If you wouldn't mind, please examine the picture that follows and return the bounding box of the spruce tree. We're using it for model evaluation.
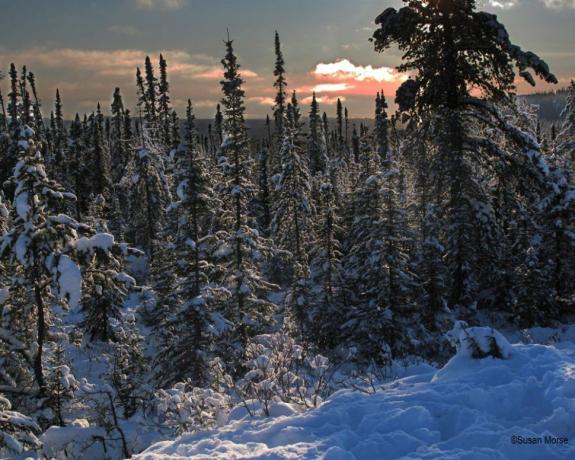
[336,98,344,146]
[271,114,315,339]
[372,0,557,312]
[374,91,389,168]
[155,100,225,387]
[308,93,328,176]
[308,179,344,352]
[110,87,128,182]
[273,31,288,142]
[216,36,276,371]
[158,54,172,146]
[0,125,79,394]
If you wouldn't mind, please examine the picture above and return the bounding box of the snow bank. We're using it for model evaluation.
[136,337,575,459]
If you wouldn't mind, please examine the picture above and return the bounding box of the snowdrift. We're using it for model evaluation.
[135,330,575,460]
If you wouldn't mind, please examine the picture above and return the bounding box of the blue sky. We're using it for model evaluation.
[0,0,573,118]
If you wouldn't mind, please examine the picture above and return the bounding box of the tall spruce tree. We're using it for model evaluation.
[155,100,225,387]
[372,0,557,313]
[273,31,288,142]
[308,93,328,176]
[216,36,276,371]
[158,54,172,146]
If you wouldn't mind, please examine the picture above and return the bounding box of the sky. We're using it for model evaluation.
[0,0,573,119]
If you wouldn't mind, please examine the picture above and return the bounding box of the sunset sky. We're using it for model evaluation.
[1,0,573,119]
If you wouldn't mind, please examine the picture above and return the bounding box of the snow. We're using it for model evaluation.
[17,140,29,150]
[0,287,9,304]
[40,422,108,460]
[15,234,30,264]
[14,191,30,220]
[57,254,82,309]
[75,233,115,253]
[136,333,575,460]
[448,322,512,360]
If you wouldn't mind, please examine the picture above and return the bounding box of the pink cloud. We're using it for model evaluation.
[312,83,354,93]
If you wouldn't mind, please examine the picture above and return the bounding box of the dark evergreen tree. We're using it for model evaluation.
[273,31,288,142]
[308,93,328,176]
[155,100,225,387]
[308,180,344,353]
[374,91,389,168]
[110,87,128,181]
[158,54,172,145]
[336,98,344,146]
[372,0,557,312]
[216,36,276,371]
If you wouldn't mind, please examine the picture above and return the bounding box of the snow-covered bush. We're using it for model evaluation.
[235,333,333,415]
[153,382,230,435]
[0,394,41,456]
[40,419,109,460]
[447,321,512,359]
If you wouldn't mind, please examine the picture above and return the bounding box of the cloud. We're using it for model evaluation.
[302,95,345,105]
[134,0,186,10]
[312,83,354,93]
[313,59,404,83]
[486,0,574,8]
[540,0,575,7]
[248,96,275,106]
[195,68,259,80]
[0,48,234,79]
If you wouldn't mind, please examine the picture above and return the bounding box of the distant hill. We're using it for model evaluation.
[520,88,568,123]
[193,118,375,141]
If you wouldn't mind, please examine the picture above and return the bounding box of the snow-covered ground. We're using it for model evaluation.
[135,327,575,460]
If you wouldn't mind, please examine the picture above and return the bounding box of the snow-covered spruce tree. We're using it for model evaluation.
[143,56,158,125]
[215,36,276,373]
[272,31,288,152]
[271,114,314,270]
[76,231,139,343]
[0,65,23,198]
[64,114,88,221]
[110,87,130,183]
[336,98,344,148]
[89,103,112,204]
[0,126,80,395]
[308,179,345,353]
[213,103,224,155]
[154,100,226,388]
[372,0,557,314]
[270,114,315,340]
[535,81,575,315]
[351,124,360,163]
[158,54,172,146]
[307,93,328,177]
[375,91,390,168]
[342,151,420,362]
[125,124,171,263]
[255,141,272,236]
[44,88,66,182]
[0,394,41,457]
[44,341,77,427]
[554,80,575,172]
